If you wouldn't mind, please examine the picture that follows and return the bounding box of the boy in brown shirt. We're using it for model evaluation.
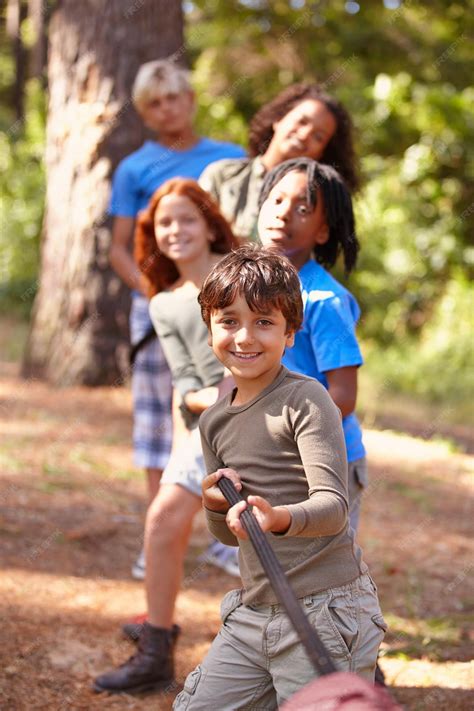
[173,246,385,710]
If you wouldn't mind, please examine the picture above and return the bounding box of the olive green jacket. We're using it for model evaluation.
[199,157,265,242]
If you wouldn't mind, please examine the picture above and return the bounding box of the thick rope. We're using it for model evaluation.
[217,477,337,677]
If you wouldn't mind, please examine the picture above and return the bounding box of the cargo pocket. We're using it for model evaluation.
[372,613,388,635]
[351,611,388,680]
[309,598,358,664]
[173,665,205,710]
[220,588,242,626]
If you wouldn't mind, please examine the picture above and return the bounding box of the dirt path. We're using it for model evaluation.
[1,360,473,710]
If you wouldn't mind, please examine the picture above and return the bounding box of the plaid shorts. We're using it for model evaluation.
[130,293,172,470]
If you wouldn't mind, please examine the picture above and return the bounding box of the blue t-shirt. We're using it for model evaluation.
[282,259,366,463]
[109,138,245,217]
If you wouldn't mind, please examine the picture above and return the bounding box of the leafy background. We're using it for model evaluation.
[1,0,472,413]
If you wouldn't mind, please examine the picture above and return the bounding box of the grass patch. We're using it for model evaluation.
[42,462,70,478]
[37,481,77,493]
[66,451,140,482]
[358,367,473,434]
[382,612,471,661]
[0,451,24,473]
[390,480,434,510]
[39,462,84,492]
[113,468,142,481]
[67,448,108,475]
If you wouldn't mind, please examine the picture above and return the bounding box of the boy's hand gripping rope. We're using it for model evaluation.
[217,476,337,677]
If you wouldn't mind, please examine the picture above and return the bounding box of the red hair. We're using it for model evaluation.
[134,178,238,298]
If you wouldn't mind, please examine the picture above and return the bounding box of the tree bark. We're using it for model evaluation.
[27,0,49,82]
[22,0,185,385]
[7,0,28,121]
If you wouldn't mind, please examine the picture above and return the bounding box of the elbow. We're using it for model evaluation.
[325,495,349,536]
[327,379,357,419]
[339,403,355,418]
[336,504,349,534]
[323,500,348,536]
[335,395,356,419]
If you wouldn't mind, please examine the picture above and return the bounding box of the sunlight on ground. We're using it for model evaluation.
[1,360,473,709]
[381,658,473,689]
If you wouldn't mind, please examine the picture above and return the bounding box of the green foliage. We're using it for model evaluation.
[0,78,46,316]
[187,1,473,406]
[192,50,249,147]
[0,1,472,406]
[351,73,473,405]
[364,274,473,404]
[383,612,469,662]
[353,79,473,344]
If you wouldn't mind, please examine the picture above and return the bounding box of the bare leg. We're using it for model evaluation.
[130,468,162,579]
[146,467,163,506]
[145,483,202,628]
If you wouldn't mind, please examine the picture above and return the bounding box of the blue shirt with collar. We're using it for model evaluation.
[282,259,366,462]
[109,138,245,217]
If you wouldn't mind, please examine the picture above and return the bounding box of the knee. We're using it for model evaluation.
[145,500,184,546]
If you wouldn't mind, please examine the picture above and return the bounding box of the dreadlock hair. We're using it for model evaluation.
[258,157,360,275]
[248,83,360,194]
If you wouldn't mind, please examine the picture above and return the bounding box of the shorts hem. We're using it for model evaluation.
[160,480,202,499]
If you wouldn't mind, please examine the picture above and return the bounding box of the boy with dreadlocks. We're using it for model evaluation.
[258,157,367,532]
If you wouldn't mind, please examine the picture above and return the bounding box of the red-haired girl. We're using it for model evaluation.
[94,179,239,694]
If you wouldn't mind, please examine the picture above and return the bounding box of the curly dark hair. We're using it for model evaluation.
[258,157,360,275]
[199,244,303,332]
[134,178,238,298]
[248,83,359,193]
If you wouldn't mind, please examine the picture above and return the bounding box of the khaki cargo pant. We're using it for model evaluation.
[173,573,386,711]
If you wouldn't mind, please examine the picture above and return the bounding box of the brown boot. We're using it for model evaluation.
[93,622,180,695]
[122,616,147,642]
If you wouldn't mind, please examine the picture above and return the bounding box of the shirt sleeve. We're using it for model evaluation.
[199,414,224,473]
[307,294,363,373]
[198,162,221,201]
[200,419,239,546]
[149,298,202,397]
[276,382,348,538]
[109,160,140,217]
[204,508,239,547]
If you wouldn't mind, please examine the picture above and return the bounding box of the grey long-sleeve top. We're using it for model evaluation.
[149,289,224,400]
[199,366,367,605]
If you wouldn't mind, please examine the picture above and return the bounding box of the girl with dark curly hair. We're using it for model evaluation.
[200,83,359,242]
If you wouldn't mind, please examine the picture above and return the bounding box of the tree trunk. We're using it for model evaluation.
[27,0,49,82]
[7,0,28,121]
[22,0,185,385]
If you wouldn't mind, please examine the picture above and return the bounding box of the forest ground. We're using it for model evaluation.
[0,316,472,710]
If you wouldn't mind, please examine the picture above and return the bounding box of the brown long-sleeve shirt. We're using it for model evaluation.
[199,366,367,605]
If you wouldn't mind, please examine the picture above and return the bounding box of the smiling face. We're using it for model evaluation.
[154,193,214,264]
[209,293,294,400]
[269,99,337,163]
[257,170,328,270]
